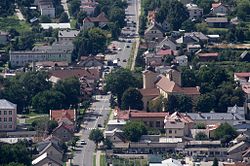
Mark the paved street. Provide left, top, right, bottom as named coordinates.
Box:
left=72, top=95, right=111, bottom=166
left=105, top=0, right=139, bottom=68
left=61, top=0, right=70, bottom=18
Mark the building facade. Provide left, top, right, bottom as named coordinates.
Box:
left=0, top=99, right=17, bottom=131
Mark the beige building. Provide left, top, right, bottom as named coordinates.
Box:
left=0, top=99, right=17, bottom=131
left=58, top=30, right=80, bottom=44
left=164, top=112, right=194, bottom=138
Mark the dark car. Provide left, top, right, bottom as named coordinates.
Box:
left=97, top=124, right=102, bottom=128
left=123, top=59, right=127, bottom=62
left=126, top=45, right=130, bottom=48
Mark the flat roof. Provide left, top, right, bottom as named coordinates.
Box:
left=40, top=23, right=71, bottom=29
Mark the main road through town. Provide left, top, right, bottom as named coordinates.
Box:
left=72, top=95, right=111, bottom=166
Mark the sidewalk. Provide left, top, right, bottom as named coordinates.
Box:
left=96, top=150, right=101, bottom=166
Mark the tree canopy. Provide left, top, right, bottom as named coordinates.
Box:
left=165, top=94, right=193, bottom=113
left=0, top=141, right=32, bottom=166
left=89, top=129, right=104, bottom=149
left=0, top=0, right=15, bottom=17
left=121, top=88, right=144, bottom=110
left=73, top=28, right=107, bottom=60
left=59, top=12, right=69, bottom=23
left=123, top=121, right=147, bottom=142
left=213, top=123, right=237, bottom=144
left=195, top=132, right=208, bottom=140
left=104, top=68, right=142, bottom=106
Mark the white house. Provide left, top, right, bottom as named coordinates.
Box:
left=58, top=30, right=80, bottom=44
left=38, top=0, right=55, bottom=18
left=175, top=55, right=188, bottom=66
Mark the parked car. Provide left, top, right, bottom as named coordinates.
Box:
left=97, top=124, right=102, bottom=128
left=80, top=140, right=87, bottom=145
left=126, top=45, right=130, bottom=48
left=123, top=59, right=127, bottom=62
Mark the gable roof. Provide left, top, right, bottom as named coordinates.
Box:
left=58, top=30, right=80, bottom=38
left=32, top=152, right=63, bottom=166
left=0, top=99, right=16, bottom=109
left=49, top=68, right=100, bottom=80
left=211, top=3, right=226, bottom=9
left=50, top=109, right=76, bottom=122
left=52, top=122, right=73, bottom=134
left=145, top=23, right=165, bottom=34
left=139, top=88, right=160, bottom=97
left=198, top=52, right=219, bottom=57
left=205, top=17, right=228, bottom=23
left=156, top=75, right=200, bottom=95
left=184, top=32, right=208, bottom=41
left=84, top=12, right=109, bottom=23
left=37, top=141, right=63, bottom=157
left=234, top=72, right=250, bottom=78
left=164, top=112, right=194, bottom=124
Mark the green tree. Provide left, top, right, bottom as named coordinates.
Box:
left=69, top=0, right=81, bottom=17
left=236, top=0, right=250, bottom=21
left=193, top=0, right=212, bottom=14
left=77, top=11, right=87, bottom=26
left=181, top=68, right=197, bottom=87
left=181, top=20, right=196, bottom=32
left=107, top=22, right=121, bottom=40
left=104, top=138, right=113, bottom=149
left=89, top=129, right=104, bottom=149
left=31, top=90, right=65, bottom=113
left=195, top=123, right=206, bottom=129
left=195, top=94, right=216, bottom=112
left=104, top=68, right=141, bottom=106
left=47, top=120, right=58, bottom=134
left=0, top=0, right=15, bottom=17
left=59, top=12, right=69, bottom=23
left=73, top=28, right=107, bottom=59
left=121, top=88, right=143, bottom=110
left=4, top=162, right=26, bottom=166
left=109, top=7, right=126, bottom=28
left=165, top=94, right=193, bottom=113
left=195, top=132, right=208, bottom=140
left=123, top=121, right=147, bottom=142
left=39, top=15, right=52, bottom=23
left=0, top=141, right=32, bottom=165
left=155, top=0, right=189, bottom=30
left=212, top=158, right=219, bottom=166
left=54, top=77, right=80, bottom=108
left=213, top=123, right=237, bottom=144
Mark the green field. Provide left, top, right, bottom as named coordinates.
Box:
left=111, top=158, right=148, bottom=166
left=0, top=16, right=31, bottom=34
left=100, top=154, right=107, bottom=166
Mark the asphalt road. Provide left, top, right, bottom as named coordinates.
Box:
left=105, top=0, right=138, bottom=68
left=72, top=95, right=111, bottom=166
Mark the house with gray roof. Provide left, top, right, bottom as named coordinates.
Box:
left=144, top=23, right=165, bottom=42
left=0, top=99, right=17, bottom=131
left=205, top=17, right=229, bottom=28
left=58, top=30, right=80, bottom=44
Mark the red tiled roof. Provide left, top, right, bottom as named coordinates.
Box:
left=49, top=68, right=100, bottom=80
left=198, top=52, right=219, bottom=57
left=156, top=49, right=175, bottom=56
left=164, top=112, right=194, bottom=123
left=50, top=109, right=76, bottom=122
left=52, top=122, right=73, bottom=133
left=130, top=111, right=169, bottom=118
left=235, top=72, right=250, bottom=78
left=139, top=88, right=160, bottom=97
left=212, top=3, right=222, bottom=9
left=156, top=75, right=200, bottom=95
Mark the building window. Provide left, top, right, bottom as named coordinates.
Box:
left=9, top=125, right=12, bottom=128
left=169, top=130, right=172, bottom=134
left=4, top=111, right=7, bottom=115
left=4, top=125, right=7, bottom=128
left=175, top=130, right=177, bottom=134
left=0, top=111, right=1, bottom=115
left=9, top=111, right=12, bottom=115
left=4, top=118, right=7, bottom=122
left=9, top=117, right=12, bottom=122
left=156, top=121, right=160, bottom=127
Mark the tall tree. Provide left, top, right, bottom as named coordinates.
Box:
left=165, top=94, right=193, bottom=113
left=69, top=0, right=81, bottom=17
left=212, top=158, right=219, bottom=166
left=213, top=123, right=237, bottom=144
left=73, top=28, right=107, bottom=59
left=121, top=88, right=144, bottom=110
left=104, top=68, right=141, bottom=106
left=0, top=0, right=15, bottom=17
left=59, top=12, right=69, bottom=23
left=89, top=129, right=104, bottom=149
left=54, top=77, right=80, bottom=108
left=123, top=121, right=147, bottom=142
left=195, top=132, right=208, bottom=140
left=195, top=94, right=216, bottom=112
left=181, top=68, right=197, bottom=87
left=31, top=90, right=65, bottom=113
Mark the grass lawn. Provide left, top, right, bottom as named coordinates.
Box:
left=0, top=16, right=31, bottom=34
left=70, top=19, right=77, bottom=29
left=93, top=154, right=96, bottom=166
left=25, top=116, right=49, bottom=124
left=126, top=42, right=136, bottom=69
left=100, top=154, right=107, bottom=166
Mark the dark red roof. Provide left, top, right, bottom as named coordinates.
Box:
left=50, top=68, right=100, bottom=80
left=198, top=52, right=219, bottom=57
left=139, top=88, right=159, bottom=97
left=50, top=109, right=76, bottom=122
left=235, top=72, right=250, bottom=78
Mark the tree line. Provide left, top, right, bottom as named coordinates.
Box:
left=0, top=71, right=80, bottom=113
